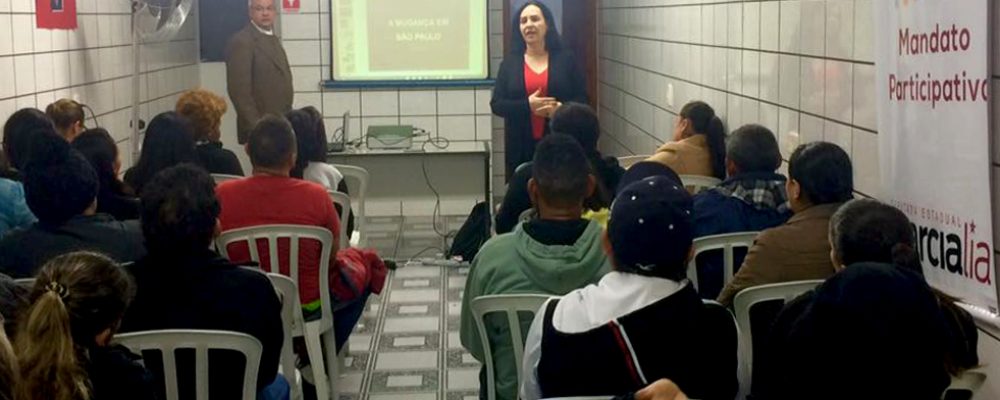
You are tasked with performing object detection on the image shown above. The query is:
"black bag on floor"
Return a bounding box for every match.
[447,201,492,263]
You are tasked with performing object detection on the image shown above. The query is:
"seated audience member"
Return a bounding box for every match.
[615,161,682,193]
[16,251,156,400]
[495,102,624,234]
[0,177,35,238]
[691,124,792,298]
[45,98,87,142]
[121,164,285,399]
[286,107,355,235]
[124,111,198,195]
[216,115,382,351]
[0,132,145,278]
[648,101,726,179]
[520,176,737,400]
[717,142,853,305]
[461,133,611,400]
[3,108,55,178]
[756,263,954,400]
[72,128,140,221]
[176,89,244,176]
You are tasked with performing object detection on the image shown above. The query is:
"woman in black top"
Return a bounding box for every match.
[491,1,588,179]
[14,251,156,400]
[124,112,198,195]
[176,89,244,176]
[72,128,140,220]
[495,103,623,234]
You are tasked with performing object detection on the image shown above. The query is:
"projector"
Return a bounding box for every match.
[366,125,415,149]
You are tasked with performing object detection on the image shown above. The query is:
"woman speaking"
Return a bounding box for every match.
[491,1,588,180]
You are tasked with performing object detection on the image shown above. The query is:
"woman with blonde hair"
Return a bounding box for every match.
[15,251,155,400]
[176,88,244,176]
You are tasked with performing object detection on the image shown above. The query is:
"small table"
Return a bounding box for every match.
[327,141,491,218]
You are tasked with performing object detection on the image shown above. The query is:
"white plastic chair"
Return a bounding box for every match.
[115,329,263,400]
[733,280,824,396]
[616,155,650,169]
[216,225,340,400]
[327,190,352,250]
[679,174,721,195]
[210,173,243,185]
[686,231,759,291]
[13,278,34,287]
[264,272,305,400]
[333,164,369,248]
[469,294,552,400]
[942,369,987,399]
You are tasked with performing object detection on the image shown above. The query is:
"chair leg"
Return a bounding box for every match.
[322,329,340,400]
[304,326,331,400]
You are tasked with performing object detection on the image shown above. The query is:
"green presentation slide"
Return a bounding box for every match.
[331,0,489,81]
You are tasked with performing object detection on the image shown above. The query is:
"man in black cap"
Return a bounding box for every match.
[519,175,738,400]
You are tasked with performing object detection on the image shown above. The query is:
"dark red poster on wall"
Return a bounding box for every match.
[36,0,77,29]
[283,0,301,13]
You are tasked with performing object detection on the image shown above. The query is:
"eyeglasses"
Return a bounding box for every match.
[252,5,275,12]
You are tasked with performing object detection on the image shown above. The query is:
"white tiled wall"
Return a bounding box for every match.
[278,0,507,195]
[0,0,201,167]
[597,0,878,197]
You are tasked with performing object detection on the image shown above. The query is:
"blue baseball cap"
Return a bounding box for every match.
[609,175,694,278]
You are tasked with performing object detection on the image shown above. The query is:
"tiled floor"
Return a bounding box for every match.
[363,216,469,261]
[336,262,479,400]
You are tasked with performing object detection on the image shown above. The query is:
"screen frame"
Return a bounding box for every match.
[323,0,495,88]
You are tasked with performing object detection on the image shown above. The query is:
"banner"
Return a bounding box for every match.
[36,0,77,29]
[875,0,996,312]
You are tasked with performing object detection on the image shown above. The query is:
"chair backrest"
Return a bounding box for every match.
[327,190,352,249]
[616,155,649,169]
[679,174,721,195]
[733,280,824,396]
[13,278,34,287]
[263,272,303,399]
[941,369,987,400]
[469,294,552,400]
[686,231,759,291]
[115,329,263,400]
[210,173,243,185]
[216,225,335,329]
[333,164,369,246]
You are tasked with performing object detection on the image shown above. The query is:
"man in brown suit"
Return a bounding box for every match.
[226,0,294,144]
[717,142,854,306]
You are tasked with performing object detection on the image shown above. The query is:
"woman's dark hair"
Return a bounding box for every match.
[679,101,726,180]
[23,131,99,227]
[127,112,197,194]
[72,128,132,199]
[550,102,611,209]
[286,107,328,179]
[15,252,135,400]
[140,164,220,254]
[829,198,919,272]
[509,1,563,54]
[3,108,55,173]
[788,141,854,205]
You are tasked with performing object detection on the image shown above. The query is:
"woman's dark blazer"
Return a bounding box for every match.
[490,50,588,179]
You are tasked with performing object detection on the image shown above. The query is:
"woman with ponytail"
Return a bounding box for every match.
[15,251,155,400]
[753,199,978,400]
[648,101,727,180]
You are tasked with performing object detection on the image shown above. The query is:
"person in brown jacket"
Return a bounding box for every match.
[647,101,727,180]
[226,0,294,144]
[717,142,853,306]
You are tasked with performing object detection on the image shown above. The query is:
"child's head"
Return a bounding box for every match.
[15,252,135,400]
[606,175,694,281]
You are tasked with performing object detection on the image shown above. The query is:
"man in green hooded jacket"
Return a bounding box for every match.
[460,133,611,400]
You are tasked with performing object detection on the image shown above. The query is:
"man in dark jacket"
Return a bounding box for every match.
[0,131,144,278]
[120,164,285,399]
[691,124,792,298]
